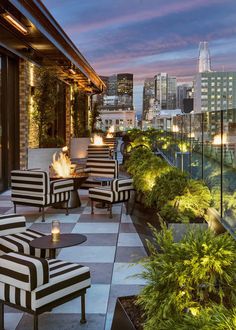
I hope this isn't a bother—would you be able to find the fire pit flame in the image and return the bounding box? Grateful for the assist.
[51,152,72,178]
[106,125,115,138]
[93,134,103,145]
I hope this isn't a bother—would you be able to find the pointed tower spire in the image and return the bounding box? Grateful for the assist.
[198,41,211,73]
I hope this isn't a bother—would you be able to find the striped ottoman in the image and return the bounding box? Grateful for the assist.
[0,252,91,330]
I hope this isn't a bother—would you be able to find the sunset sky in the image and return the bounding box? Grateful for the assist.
[43,0,236,113]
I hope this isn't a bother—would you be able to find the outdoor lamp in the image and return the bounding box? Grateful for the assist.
[51,220,60,242]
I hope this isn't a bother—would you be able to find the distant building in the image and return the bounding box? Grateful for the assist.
[117,73,133,107]
[107,75,117,96]
[198,41,211,73]
[194,72,236,112]
[155,73,177,110]
[142,78,155,120]
[183,86,194,113]
[97,106,135,132]
[94,73,135,131]
[177,84,190,111]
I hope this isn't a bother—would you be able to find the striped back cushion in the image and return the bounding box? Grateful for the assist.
[86,158,118,178]
[111,178,133,192]
[11,170,50,196]
[0,252,49,291]
[0,214,26,236]
[87,145,110,159]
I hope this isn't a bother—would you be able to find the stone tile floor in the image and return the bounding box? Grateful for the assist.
[0,188,147,330]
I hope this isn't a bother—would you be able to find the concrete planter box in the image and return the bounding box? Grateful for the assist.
[70,137,91,159]
[27,148,62,171]
[111,296,137,330]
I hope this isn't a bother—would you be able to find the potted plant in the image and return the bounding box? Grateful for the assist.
[112,224,236,329]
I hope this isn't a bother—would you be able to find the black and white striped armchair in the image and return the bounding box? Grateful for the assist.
[87,144,111,159]
[88,178,134,218]
[11,170,74,221]
[81,158,118,189]
[0,252,91,330]
[0,214,50,258]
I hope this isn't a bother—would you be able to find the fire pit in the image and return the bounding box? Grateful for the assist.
[50,152,88,208]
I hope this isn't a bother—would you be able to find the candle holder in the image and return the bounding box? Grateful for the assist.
[51,220,60,242]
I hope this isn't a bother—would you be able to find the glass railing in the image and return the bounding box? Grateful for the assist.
[157,108,236,234]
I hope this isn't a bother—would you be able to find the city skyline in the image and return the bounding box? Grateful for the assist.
[43,0,236,113]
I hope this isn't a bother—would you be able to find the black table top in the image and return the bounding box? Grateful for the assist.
[29,233,87,250]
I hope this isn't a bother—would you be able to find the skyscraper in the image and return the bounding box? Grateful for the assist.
[117,73,133,106]
[198,41,211,73]
[154,73,177,110]
[194,72,236,112]
[142,78,155,119]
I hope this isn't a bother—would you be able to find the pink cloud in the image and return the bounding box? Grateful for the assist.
[66,0,227,34]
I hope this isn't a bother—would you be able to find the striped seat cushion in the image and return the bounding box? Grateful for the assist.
[0,229,50,258]
[0,258,91,312]
[89,178,133,203]
[0,252,49,291]
[89,187,130,203]
[0,214,26,236]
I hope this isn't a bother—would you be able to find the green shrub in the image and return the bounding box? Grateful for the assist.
[160,179,212,223]
[137,224,236,330]
[125,147,154,176]
[133,156,168,193]
[146,168,188,208]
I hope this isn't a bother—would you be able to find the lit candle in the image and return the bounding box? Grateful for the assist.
[51,220,60,242]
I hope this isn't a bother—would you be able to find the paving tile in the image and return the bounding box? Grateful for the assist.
[118,233,143,247]
[120,214,132,223]
[115,247,147,262]
[17,313,105,330]
[80,262,113,284]
[105,312,114,330]
[82,234,118,246]
[119,223,137,233]
[67,207,85,214]
[83,205,121,215]
[73,222,119,234]
[0,207,12,213]
[107,284,144,313]
[112,263,147,285]
[0,195,11,200]
[3,313,22,329]
[35,213,80,223]
[29,222,76,234]
[0,200,13,207]
[53,284,110,314]
[79,214,120,223]
[58,246,116,263]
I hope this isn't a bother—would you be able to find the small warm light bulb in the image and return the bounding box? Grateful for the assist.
[51,220,60,242]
